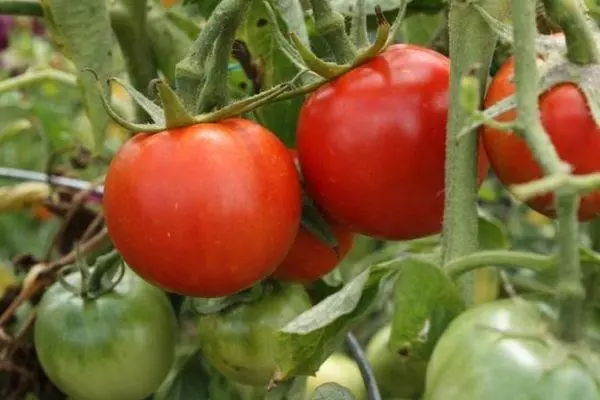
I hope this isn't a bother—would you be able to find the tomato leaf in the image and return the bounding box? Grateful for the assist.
[238,0,307,146]
[478,209,509,250]
[389,258,465,361]
[311,383,355,400]
[40,0,113,153]
[276,265,395,377]
[401,11,443,45]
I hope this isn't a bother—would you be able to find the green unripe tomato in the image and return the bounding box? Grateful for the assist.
[305,353,366,400]
[34,267,178,400]
[196,283,312,386]
[366,324,427,399]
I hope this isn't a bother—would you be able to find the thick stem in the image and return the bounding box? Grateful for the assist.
[511,0,585,342]
[442,0,510,301]
[110,0,158,123]
[308,0,357,63]
[175,0,249,112]
[195,0,250,113]
[350,0,369,49]
[542,0,600,65]
[0,0,43,16]
[555,194,585,341]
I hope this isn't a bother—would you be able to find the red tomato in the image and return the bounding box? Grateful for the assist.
[272,223,354,283]
[482,56,600,220]
[297,44,489,240]
[103,119,301,297]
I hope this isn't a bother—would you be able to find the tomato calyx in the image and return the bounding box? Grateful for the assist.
[84,69,305,134]
[56,249,125,300]
[288,6,393,81]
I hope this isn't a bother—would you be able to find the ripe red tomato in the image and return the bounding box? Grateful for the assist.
[272,223,354,283]
[297,44,489,240]
[103,118,301,297]
[482,56,600,220]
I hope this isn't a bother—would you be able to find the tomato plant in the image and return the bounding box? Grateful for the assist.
[425,299,600,399]
[103,118,301,298]
[2,0,600,399]
[482,55,600,220]
[297,43,489,241]
[195,283,312,386]
[34,264,178,400]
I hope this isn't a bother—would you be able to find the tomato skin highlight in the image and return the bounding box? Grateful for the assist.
[424,299,600,400]
[103,119,301,297]
[34,267,178,400]
[482,56,600,220]
[297,44,489,240]
[196,283,312,386]
[272,223,354,283]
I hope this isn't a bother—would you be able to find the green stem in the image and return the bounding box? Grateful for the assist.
[542,0,600,65]
[195,0,250,113]
[442,0,510,302]
[350,0,369,49]
[87,249,122,296]
[0,69,77,93]
[590,219,600,251]
[555,193,585,341]
[174,0,249,112]
[511,0,585,342]
[110,0,158,123]
[0,0,43,16]
[308,0,357,63]
[445,250,554,280]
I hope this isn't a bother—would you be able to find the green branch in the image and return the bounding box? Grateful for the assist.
[442,0,510,302]
[308,0,357,63]
[511,0,585,342]
[542,0,600,65]
[0,69,77,93]
[446,250,554,280]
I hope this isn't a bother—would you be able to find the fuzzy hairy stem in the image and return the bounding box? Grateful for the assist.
[195,0,250,113]
[512,0,585,342]
[309,0,357,63]
[442,0,510,302]
[543,0,600,65]
[174,0,250,112]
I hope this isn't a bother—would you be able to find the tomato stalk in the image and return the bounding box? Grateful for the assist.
[307,0,357,64]
[442,0,510,300]
[445,250,554,280]
[542,0,600,65]
[511,0,586,342]
[110,0,158,123]
[0,0,43,16]
[195,0,250,114]
[350,0,369,49]
[174,0,250,112]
